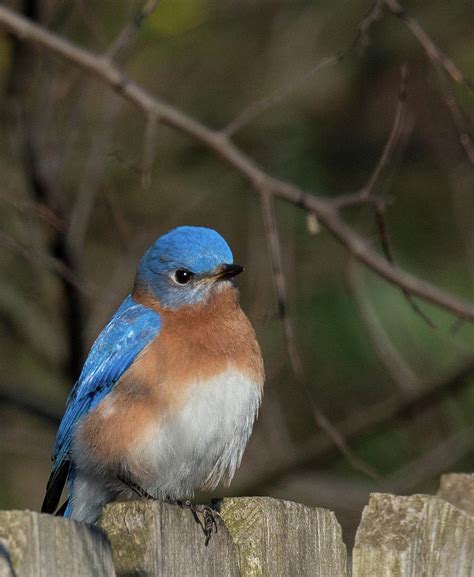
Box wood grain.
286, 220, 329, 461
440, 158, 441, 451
0, 511, 115, 577
219, 497, 348, 577
99, 500, 240, 577
353, 492, 474, 577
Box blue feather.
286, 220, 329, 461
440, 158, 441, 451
52, 294, 161, 472
137, 226, 235, 309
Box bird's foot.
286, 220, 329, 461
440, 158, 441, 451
118, 475, 155, 500
176, 500, 220, 546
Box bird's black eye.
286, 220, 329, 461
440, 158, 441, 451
174, 269, 193, 285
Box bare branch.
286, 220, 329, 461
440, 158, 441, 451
383, 0, 473, 91
347, 258, 421, 398
386, 425, 474, 493
0, 191, 65, 232
0, 230, 96, 297
239, 357, 474, 494
432, 64, 474, 166
332, 64, 409, 208
260, 190, 379, 478
355, 0, 385, 52
356, 1, 474, 168
362, 64, 408, 199
332, 67, 435, 326
67, 95, 122, 255
373, 201, 435, 327
0, 6, 473, 320
0, 389, 60, 426
141, 112, 159, 189
361, 0, 473, 91
106, 0, 159, 63
222, 54, 342, 137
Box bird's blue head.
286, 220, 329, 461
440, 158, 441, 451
135, 226, 243, 309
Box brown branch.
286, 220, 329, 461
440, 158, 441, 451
260, 190, 379, 478
360, 0, 473, 91
347, 258, 421, 398
4, 2, 87, 382
105, 0, 159, 63
383, 0, 473, 92
363, 64, 408, 199
432, 64, 474, 166
331, 66, 435, 326
355, 0, 385, 52
222, 54, 343, 137
141, 112, 159, 189
237, 357, 474, 494
356, 1, 473, 167
0, 389, 61, 426
385, 425, 474, 493
67, 95, 122, 255
0, 230, 96, 297
0, 6, 473, 320
373, 201, 435, 327
332, 64, 408, 208
0, 191, 66, 232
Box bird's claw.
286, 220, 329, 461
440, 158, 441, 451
177, 500, 219, 546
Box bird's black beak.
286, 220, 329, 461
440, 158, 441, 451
214, 264, 244, 280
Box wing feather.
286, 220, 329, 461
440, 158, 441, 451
42, 295, 160, 512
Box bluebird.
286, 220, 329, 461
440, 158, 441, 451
42, 226, 264, 539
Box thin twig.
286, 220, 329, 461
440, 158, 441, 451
331, 66, 435, 326
347, 258, 421, 398
260, 189, 380, 479
333, 64, 408, 208
238, 357, 474, 494
0, 230, 95, 297
222, 54, 343, 137
355, 0, 385, 53
0, 389, 61, 426
359, 0, 474, 165
67, 95, 122, 255
373, 201, 435, 327
141, 112, 159, 189
383, 0, 473, 92
5, 3, 87, 381
0, 191, 65, 232
361, 64, 408, 199
0, 6, 473, 319
385, 424, 474, 493
106, 0, 159, 63
432, 64, 474, 166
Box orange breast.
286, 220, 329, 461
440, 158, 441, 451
75, 285, 264, 471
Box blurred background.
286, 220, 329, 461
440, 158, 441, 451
0, 0, 473, 546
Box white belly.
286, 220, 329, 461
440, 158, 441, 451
131, 368, 262, 499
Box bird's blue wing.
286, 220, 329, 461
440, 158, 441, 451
52, 294, 161, 472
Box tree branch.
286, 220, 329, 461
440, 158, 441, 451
237, 357, 474, 494
222, 54, 342, 137
383, 0, 473, 91
0, 6, 473, 320
105, 0, 160, 63
0, 389, 61, 426
260, 190, 379, 478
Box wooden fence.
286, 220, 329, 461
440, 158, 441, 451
0, 473, 472, 576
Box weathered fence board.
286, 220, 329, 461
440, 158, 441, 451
0, 541, 15, 577
220, 497, 347, 577
100, 497, 347, 577
352, 492, 474, 577
1, 473, 473, 576
99, 500, 240, 577
437, 473, 474, 515
0, 510, 115, 577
